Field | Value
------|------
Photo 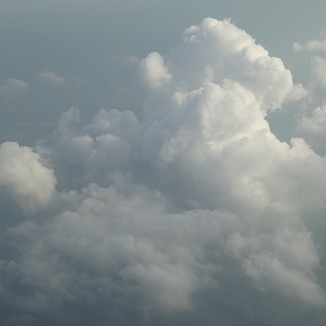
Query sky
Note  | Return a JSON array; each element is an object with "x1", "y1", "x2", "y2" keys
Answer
[{"x1": 1, "y1": 1, "x2": 326, "y2": 325}]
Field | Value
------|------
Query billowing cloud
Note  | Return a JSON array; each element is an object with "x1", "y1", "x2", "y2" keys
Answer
[
  {"x1": 0, "y1": 142, "x2": 57, "y2": 213},
  {"x1": 138, "y1": 18, "x2": 306, "y2": 113},
  {"x1": 1, "y1": 18, "x2": 326, "y2": 325}
]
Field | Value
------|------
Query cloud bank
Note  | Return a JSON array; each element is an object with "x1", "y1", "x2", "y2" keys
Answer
[{"x1": 1, "y1": 18, "x2": 326, "y2": 325}]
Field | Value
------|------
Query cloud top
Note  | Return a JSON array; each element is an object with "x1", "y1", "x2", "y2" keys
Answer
[{"x1": 139, "y1": 18, "x2": 305, "y2": 113}]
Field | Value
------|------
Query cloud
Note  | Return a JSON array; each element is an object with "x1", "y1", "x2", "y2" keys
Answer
[
  {"x1": 295, "y1": 105, "x2": 326, "y2": 155},
  {"x1": 227, "y1": 228, "x2": 325, "y2": 306},
  {"x1": 0, "y1": 78, "x2": 29, "y2": 96},
  {"x1": 311, "y1": 56, "x2": 326, "y2": 88},
  {"x1": 293, "y1": 35, "x2": 326, "y2": 89},
  {"x1": 138, "y1": 18, "x2": 305, "y2": 113},
  {"x1": 294, "y1": 37, "x2": 326, "y2": 53},
  {"x1": 297, "y1": 105, "x2": 326, "y2": 136},
  {"x1": 37, "y1": 71, "x2": 66, "y2": 88},
  {"x1": 293, "y1": 34, "x2": 326, "y2": 154},
  {"x1": 138, "y1": 52, "x2": 172, "y2": 89},
  {"x1": 1, "y1": 18, "x2": 326, "y2": 325},
  {"x1": 0, "y1": 142, "x2": 57, "y2": 213}
]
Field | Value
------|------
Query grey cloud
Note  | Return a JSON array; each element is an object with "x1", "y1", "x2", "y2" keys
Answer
[
  {"x1": 293, "y1": 35, "x2": 326, "y2": 155},
  {"x1": 294, "y1": 38, "x2": 326, "y2": 53},
  {"x1": 0, "y1": 78, "x2": 29, "y2": 96},
  {"x1": 293, "y1": 35, "x2": 326, "y2": 89},
  {"x1": 295, "y1": 105, "x2": 326, "y2": 155},
  {"x1": 37, "y1": 72, "x2": 66, "y2": 88},
  {"x1": 311, "y1": 56, "x2": 326, "y2": 88},
  {"x1": 227, "y1": 228, "x2": 325, "y2": 306}
]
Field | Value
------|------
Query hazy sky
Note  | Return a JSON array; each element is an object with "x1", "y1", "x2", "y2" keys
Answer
[{"x1": 1, "y1": 1, "x2": 326, "y2": 325}]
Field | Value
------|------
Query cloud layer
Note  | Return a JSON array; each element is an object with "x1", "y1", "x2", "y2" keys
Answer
[{"x1": 1, "y1": 18, "x2": 326, "y2": 325}]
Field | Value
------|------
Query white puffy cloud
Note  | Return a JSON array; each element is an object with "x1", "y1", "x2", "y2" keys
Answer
[
  {"x1": 1, "y1": 18, "x2": 326, "y2": 325},
  {"x1": 138, "y1": 18, "x2": 304, "y2": 113},
  {"x1": 0, "y1": 142, "x2": 57, "y2": 213},
  {"x1": 138, "y1": 52, "x2": 172, "y2": 89}
]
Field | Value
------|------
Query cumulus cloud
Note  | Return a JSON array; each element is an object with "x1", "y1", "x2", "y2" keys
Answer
[
  {"x1": 37, "y1": 71, "x2": 66, "y2": 88},
  {"x1": 311, "y1": 56, "x2": 326, "y2": 88},
  {"x1": 293, "y1": 34, "x2": 326, "y2": 154},
  {"x1": 295, "y1": 105, "x2": 326, "y2": 155},
  {"x1": 0, "y1": 142, "x2": 57, "y2": 213},
  {"x1": 293, "y1": 35, "x2": 326, "y2": 89},
  {"x1": 1, "y1": 18, "x2": 326, "y2": 325},
  {"x1": 227, "y1": 228, "x2": 325, "y2": 306},
  {"x1": 138, "y1": 52, "x2": 172, "y2": 89},
  {"x1": 0, "y1": 78, "x2": 29, "y2": 96},
  {"x1": 138, "y1": 18, "x2": 305, "y2": 113},
  {"x1": 293, "y1": 37, "x2": 326, "y2": 53}
]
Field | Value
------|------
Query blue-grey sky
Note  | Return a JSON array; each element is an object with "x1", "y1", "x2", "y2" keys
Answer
[{"x1": 1, "y1": 1, "x2": 326, "y2": 325}]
